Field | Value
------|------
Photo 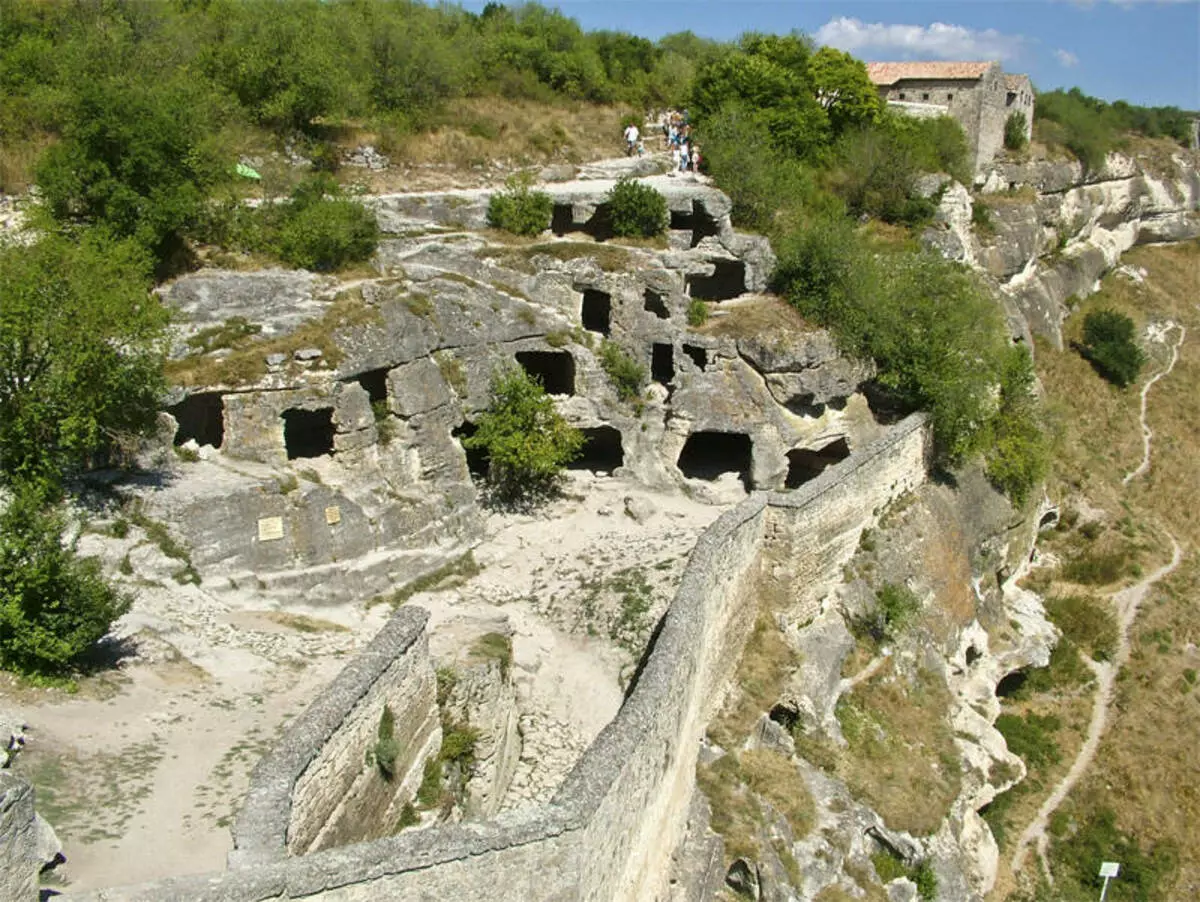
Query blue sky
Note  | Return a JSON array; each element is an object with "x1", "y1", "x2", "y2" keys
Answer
[{"x1": 455, "y1": 1, "x2": 1200, "y2": 109}]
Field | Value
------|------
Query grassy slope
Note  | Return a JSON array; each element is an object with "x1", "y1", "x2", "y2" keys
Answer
[{"x1": 991, "y1": 240, "x2": 1200, "y2": 901}]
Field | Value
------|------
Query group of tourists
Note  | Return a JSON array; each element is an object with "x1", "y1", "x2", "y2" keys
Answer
[{"x1": 620, "y1": 110, "x2": 701, "y2": 175}]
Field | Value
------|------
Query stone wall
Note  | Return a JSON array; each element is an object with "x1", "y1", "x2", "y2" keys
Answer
[
  {"x1": 62, "y1": 415, "x2": 929, "y2": 902},
  {"x1": 230, "y1": 606, "x2": 438, "y2": 866}
]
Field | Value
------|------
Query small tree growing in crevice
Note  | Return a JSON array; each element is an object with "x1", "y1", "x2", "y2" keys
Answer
[
  {"x1": 487, "y1": 172, "x2": 553, "y2": 236},
  {"x1": 463, "y1": 366, "x2": 583, "y2": 506},
  {"x1": 606, "y1": 177, "x2": 669, "y2": 238}
]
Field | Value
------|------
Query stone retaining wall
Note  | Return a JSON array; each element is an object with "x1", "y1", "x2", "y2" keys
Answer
[{"x1": 64, "y1": 415, "x2": 929, "y2": 902}]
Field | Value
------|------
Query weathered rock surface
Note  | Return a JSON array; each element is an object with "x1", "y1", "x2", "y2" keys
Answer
[{"x1": 1, "y1": 772, "x2": 63, "y2": 902}]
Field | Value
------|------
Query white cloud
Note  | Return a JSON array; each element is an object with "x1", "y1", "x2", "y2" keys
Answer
[
  {"x1": 1055, "y1": 48, "x2": 1081, "y2": 67},
  {"x1": 815, "y1": 17, "x2": 1027, "y2": 62}
]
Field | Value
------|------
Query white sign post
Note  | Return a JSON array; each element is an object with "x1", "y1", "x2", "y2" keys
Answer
[{"x1": 1098, "y1": 861, "x2": 1120, "y2": 901}]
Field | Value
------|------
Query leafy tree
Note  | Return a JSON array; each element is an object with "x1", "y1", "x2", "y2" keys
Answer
[
  {"x1": 463, "y1": 366, "x2": 583, "y2": 504},
  {"x1": 0, "y1": 482, "x2": 132, "y2": 676},
  {"x1": 605, "y1": 177, "x2": 668, "y2": 238},
  {"x1": 807, "y1": 46, "x2": 882, "y2": 134},
  {"x1": 1004, "y1": 112, "x2": 1029, "y2": 151},
  {"x1": 487, "y1": 172, "x2": 553, "y2": 236},
  {"x1": 0, "y1": 233, "x2": 168, "y2": 487},
  {"x1": 1079, "y1": 309, "x2": 1145, "y2": 387},
  {"x1": 34, "y1": 75, "x2": 223, "y2": 259}
]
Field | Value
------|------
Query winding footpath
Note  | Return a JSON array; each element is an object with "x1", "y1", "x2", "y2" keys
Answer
[
  {"x1": 1013, "y1": 318, "x2": 1189, "y2": 879},
  {"x1": 1010, "y1": 536, "x2": 1182, "y2": 879},
  {"x1": 1123, "y1": 321, "x2": 1185, "y2": 485}
]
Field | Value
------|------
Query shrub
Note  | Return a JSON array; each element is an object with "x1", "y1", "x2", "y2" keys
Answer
[
  {"x1": 856, "y1": 583, "x2": 921, "y2": 645},
  {"x1": 605, "y1": 176, "x2": 668, "y2": 238},
  {"x1": 1004, "y1": 112, "x2": 1029, "y2": 151},
  {"x1": 486, "y1": 172, "x2": 553, "y2": 236},
  {"x1": 394, "y1": 802, "x2": 419, "y2": 831},
  {"x1": 686, "y1": 298, "x2": 709, "y2": 327},
  {"x1": 276, "y1": 194, "x2": 380, "y2": 272},
  {"x1": 0, "y1": 484, "x2": 132, "y2": 676},
  {"x1": 1079, "y1": 309, "x2": 1145, "y2": 387},
  {"x1": 1052, "y1": 807, "x2": 1178, "y2": 901},
  {"x1": 996, "y1": 712, "x2": 1061, "y2": 769},
  {"x1": 463, "y1": 366, "x2": 584, "y2": 504},
  {"x1": 599, "y1": 340, "x2": 647, "y2": 402},
  {"x1": 971, "y1": 203, "x2": 996, "y2": 235},
  {"x1": 1045, "y1": 595, "x2": 1118, "y2": 661}
]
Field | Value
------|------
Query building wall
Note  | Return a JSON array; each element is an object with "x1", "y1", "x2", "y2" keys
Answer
[
  {"x1": 58, "y1": 415, "x2": 930, "y2": 902},
  {"x1": 879, "y1": 65, "x2": 1035, "y2": 171}
]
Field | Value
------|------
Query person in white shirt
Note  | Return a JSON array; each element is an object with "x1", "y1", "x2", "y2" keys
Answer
[{"x1": 623, "y1": 123, "x2": 640, "y2": 156}]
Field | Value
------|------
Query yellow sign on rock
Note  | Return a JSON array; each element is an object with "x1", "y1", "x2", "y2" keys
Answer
[
  {"x1": 324, "y1": 506, "x2": 342, "y2": 525},
  {"x1": 257, "y1": 516, "x2": 285, "y2": 542}
]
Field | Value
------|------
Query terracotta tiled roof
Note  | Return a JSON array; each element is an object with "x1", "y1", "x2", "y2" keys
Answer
[{"x1": 866, "y1": 61, "x2": 997, "y2": 86}]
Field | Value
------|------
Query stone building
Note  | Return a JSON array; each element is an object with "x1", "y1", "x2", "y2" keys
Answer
[{"x1": 866, "y1": 61, "x2": 1035, "y2": 172}]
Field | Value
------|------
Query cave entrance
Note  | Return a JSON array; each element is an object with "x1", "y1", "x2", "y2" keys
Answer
[
  {"x1": 686, "y1": 259, "x2": 746, "y2": 302},
  {"x1": 169, "y1": 392, "x2": 224, "y2": 449},
  {"x1": 581, "y1": 204, "x2": 614, "y2": 241},
  {"x1": 643, "y1": 288, "x2": 670, "y2": 320},
  {"x1": 569, "y1": 426, "x2": 624, "y2": 474},
  {"x1": 688, "y1": 200, "x2": 722, "y2": 248},
  {"x1": 283, "y1": 408, "x2": 335, "y2": 460},
  {"x1": 683, "y1": 344, "x2": 709, "y2": 370},
  {"x1": 452, "y1": 421, "x2": 489, "y2": 477},
  {"x1": 551, "y1": 204, "x2": 575, "y2": 236},
  {"x1": 785, "y1": 437, "x2": 851, "y2": 488},
  {"x1": 995, "y1": 669, "x2": 1029, "y2": 698},
  {"x1": 516, "y1": 350, "x2": 575, "y2": 395},
  {"x1": 582, "y1": 289, "x2": 612, "y2": 335},
  {"x1": 677, "y1": 431, "x2": 753, "y2": 490},
  {"x1": 651, "y1": 343, "x2": 674, "y2": 385},
  {"x1": 353, "y1": 367, "x2": 389, "y2": 405}
]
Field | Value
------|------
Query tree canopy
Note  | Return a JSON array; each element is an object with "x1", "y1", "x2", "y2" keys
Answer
[{"x1": 0, "y1": 233, "x2": 168, "y2": 488}]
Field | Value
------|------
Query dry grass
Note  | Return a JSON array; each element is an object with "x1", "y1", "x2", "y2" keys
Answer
[
  {"x1": 992, "y1": 240, "x2": 1200, "y2": 900},
  {"x1": 258, "y1": 612, "x2": 349, "y2": 634},
  {"x1": 351, "y1": 97, "x2": 633, "y2": 192},
  {"x1": 834, "y1": 663, "x2": 961, "y2": 836},
  {"x1": 708, "y1": 610, "x2": 798, "y2": 749},
  {"x1": 698, "y1": 295, "x2": 820, "y2": 342},
  {"x1": 165, "y1": 287, "x2": 382, "y2": 388},
  {"x1": 0, "y1": 132, "x2": 54, "y2": 194}
]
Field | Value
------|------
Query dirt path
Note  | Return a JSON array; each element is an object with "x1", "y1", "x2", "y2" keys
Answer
[
  {"x1": 1123, "y1": 321, "x2": 1185, "y2": 485},
  {"x1": 1010, "y1": 535, "x2": 1183, "y2": 879}
]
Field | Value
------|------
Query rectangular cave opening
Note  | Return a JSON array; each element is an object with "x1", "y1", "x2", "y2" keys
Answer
[
  {"x1": 551, "y1": 203, "x2": 575, "y2": 236},
  {"x1": 581, "y1": 289, "x2": 612, "y2": 335},
  {"x1": 651, "y1": 343, "x2": 674, "y2": 385},
  {"x1": 353, "y1": 367, "x2": 389, "y2": 405},
  {"x1": 568, "y1": 425, "x2": 624, "y2": 474},
  {"x1": 282, "y1": 408, "x2": 336, "y2": 460},
  {"x1": 169, "y1": 392, "x2": 224, "y2": 449},
  {"x1": 683, "y1": 344, "x2": 708, "y2": 370},
  {"x1": 688, "y1": 200, "x2": 722, "y2": 248},
  {"x1": 669, "y1": 207, "x2": 695, "y2": 232},
  {"x1": 785, "y1": 437, "x2": 851, "y2": 489},
  {"x1": 677, "y1": 431, "x2": 753, "y2": 491},
  {"x1": 643, "y1": 288, "x2": 670, "y2": 320},
  {"x1": 452, "y1": 421, "x2": 489, "y2": 477},
  {"x1": 516, "y1": 350, "x2": 576, "y2": 395},
  {"x1": 581, "y1": 204, "x2": 614, "y2": 241},
  {"x1": 686, "y1": 259, "x2": 746, "y2": 302}
]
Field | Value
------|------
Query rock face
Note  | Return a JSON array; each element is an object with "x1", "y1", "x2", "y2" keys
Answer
[
  {"x1": 0, "y1": 772, "x2": 63, "y2": 902},
  {"x1": 143, "y1": 177, "x2": 881, "y2": 603},
  {"x1": 927, "y1": 149, "x2": 1200, "y2": 346}
]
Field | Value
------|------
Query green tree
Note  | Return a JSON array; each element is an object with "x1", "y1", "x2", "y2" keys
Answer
[
  {"x1": 1004, "y1": 112, "x2": 1029, "y2": 151},
  {"x1": 0, "y1": 233, "x2": 168, "y2": 487},
  {"x1": 0, "y1": 483, "x2": 132, "y2": 676},
  {"x1": 807, "y1": 46, "x2": 882, "y2": 134},
  {"x1": 605, "y1": 176, "x2": 668, "y2": 238},
  {"x1": 34, "y1": 75, "x2": 223, "y2": 259},
  {"x1": 1080, "y1": 309, "x2": 1145, "y2": 387},
  {"x1": 463, "y1": 366, "x2": 583, "y2": 504}
]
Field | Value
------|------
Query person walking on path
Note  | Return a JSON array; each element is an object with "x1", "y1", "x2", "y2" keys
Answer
[{"x1": 623, "y1": 122, "x2": 640, "y2": 156}]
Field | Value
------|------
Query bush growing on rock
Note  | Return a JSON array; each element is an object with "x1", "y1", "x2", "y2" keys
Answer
[
  {"x1": 463, "y1": 366, "x2": 583, "y2": 505},
  {"x1": 0, "y1": 484, "x2": 132, "y2": 677},
  {"x1": 274, "y1": 178, "x2": 380, "y2": 272},
  {"x1": 1004, "y1": 112, "x2": 1029, "y2": 152},
  {"x1": 599, "y1": 340, "x2": 647, "y2": 403},
  {"x1": 486, "y1": 172, "x2": 553, "y2": 236},
  {"x1": 606, "y1": 177, "x2": 668, "y2": 238},
  {"x1": 1079, "y1": 309, "x2": 1145, "y2": 387}
]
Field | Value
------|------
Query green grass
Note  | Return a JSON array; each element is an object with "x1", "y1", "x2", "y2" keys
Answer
[
  {"x1": 469, "y1": 632, "x2": 513, "y2": 680},
  {"x1": 368, "y1": 553, "x2": 481, "y2": 607}
]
